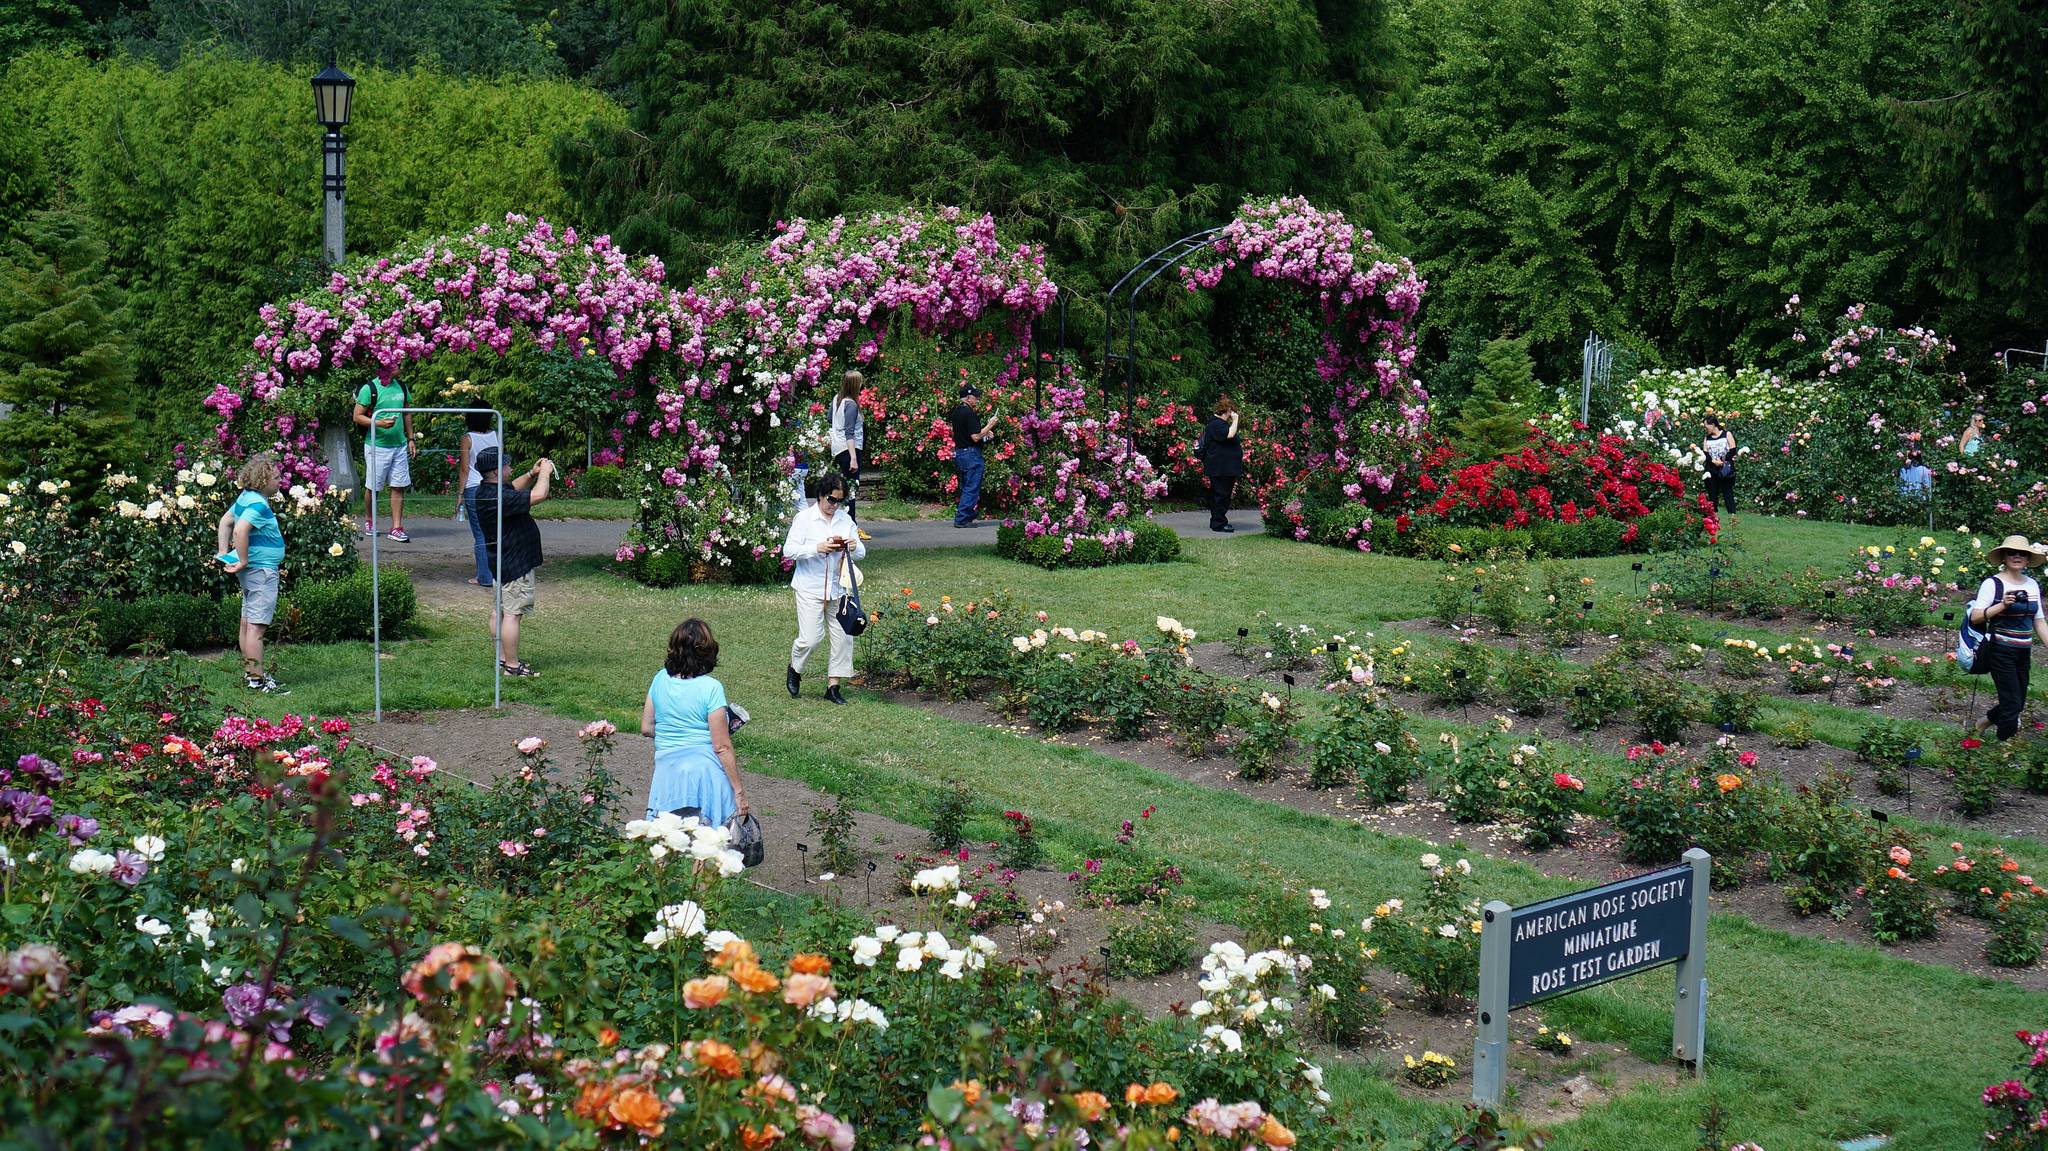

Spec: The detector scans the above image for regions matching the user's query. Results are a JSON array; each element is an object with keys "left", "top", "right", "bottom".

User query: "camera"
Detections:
[{"left": 2017, "top": 590, "right": 2032, "bottom": 603}]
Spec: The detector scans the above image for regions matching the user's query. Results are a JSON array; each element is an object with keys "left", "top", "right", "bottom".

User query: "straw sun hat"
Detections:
[{"left": 1987, "top": 534, "right": 2048, "bottom": 566}]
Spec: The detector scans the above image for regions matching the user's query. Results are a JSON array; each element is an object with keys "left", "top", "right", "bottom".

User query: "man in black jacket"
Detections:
[{"left": 948, "top": 385, "right": 998, "bottom": 527}]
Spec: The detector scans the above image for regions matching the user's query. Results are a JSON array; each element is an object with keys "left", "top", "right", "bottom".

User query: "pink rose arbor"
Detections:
[
  {"left": 206, "top": 207, "right": 1120, "bottom": 584},
  {"left": 617, "top": 208, "right": 1065, "bottom": 583},
  {"left": 994, "top": 371, "right": 1177, "bottom": 569},
  {"left": 1176, "top": 198, "right": 1431, "bottom": 547},
  {"left": 206, "top": 214, "right": 676, "bottom": 490}
]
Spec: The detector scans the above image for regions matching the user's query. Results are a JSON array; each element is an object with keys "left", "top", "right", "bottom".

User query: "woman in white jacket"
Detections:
[{"left": 783, "top": 470, "right": 866, "bottom": 705}]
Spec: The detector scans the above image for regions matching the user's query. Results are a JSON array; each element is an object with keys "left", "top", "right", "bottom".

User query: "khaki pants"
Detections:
[{"left": 790, "top": 587, "right": 854, "bottom": 679}]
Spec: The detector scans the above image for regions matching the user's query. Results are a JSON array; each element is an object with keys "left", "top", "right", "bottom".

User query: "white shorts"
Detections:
[{"left": 364, "top": 444, "right": 412, "bottom": 491}]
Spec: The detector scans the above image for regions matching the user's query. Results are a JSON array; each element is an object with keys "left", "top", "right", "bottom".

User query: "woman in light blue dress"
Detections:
[{"left": 639, "top": 618, "right": 750, "bottom": 823}]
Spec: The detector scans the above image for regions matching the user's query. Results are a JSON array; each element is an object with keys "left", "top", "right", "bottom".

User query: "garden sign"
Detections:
[{"left": 1471, "top": 848, "right": 1709, "bottom": 1107}]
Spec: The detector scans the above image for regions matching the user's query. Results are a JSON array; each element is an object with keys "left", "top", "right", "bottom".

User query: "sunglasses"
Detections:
[{"left": 820, "top": 493, "right": 845, "bottom": 504}]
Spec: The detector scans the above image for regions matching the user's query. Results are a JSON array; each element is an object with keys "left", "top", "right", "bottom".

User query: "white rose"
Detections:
[{"left": 132, "top": 835, "right": 166, "bottom": 863}]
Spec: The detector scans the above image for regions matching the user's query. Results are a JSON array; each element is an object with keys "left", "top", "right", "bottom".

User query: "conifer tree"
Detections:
[
  {"left": 0, "top": 209, "right": 136, "bottom": 496},
  {"left": 1452, "top": 336, "right": 1541, "bottom": 459}
]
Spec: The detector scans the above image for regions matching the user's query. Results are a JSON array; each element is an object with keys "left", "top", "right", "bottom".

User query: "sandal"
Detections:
[{"left": 500, "top": 661, "right": 538, "bottom": 678}]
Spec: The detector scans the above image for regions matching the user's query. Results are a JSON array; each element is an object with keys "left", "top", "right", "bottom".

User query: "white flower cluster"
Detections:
[
  {"left": 908, "top": 864, "right": 961, "bottom": 894},
  {"left": 1188, "top": 941, "right": 1308, "bottom": 1053},
  {"left": 807, "top": 995, "right": 890, "bottom": 1032},
  {"left": 642, "top": 900, "right": 708, "bottom": 949},
  {"left": 847, "top": 924, "right": 998, "bottom": 980},
  {"left": 622, "top": 812, "right": 744, "bottom": 875}
]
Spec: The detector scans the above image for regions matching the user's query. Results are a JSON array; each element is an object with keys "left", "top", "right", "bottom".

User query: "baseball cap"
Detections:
[
  {"left": 474, "top": 447, "right": 509, "bottom": 474},
  {"left": 960, "top": 384, "right": 981, "bottom": 398}
]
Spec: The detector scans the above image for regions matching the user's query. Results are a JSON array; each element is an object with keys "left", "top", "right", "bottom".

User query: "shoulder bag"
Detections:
[{"left": 834, "top": 553, "right": 868, "bottom": 636}]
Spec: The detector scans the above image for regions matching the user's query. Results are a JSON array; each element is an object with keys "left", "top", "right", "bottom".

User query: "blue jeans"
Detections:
[
  {"left": 462, "top": 486, "right": 493, "bottom": 585},
  {"left": 954, "top": 447, "right": 984, "bottom": 525}
]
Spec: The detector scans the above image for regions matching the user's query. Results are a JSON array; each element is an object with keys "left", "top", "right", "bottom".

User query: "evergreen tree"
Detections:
[
  {"left": 0, "top": 209, "right": 136, "bottom": 496},
  {"left": 1452, "top": 336, "right": 1541, "bottom": 459}
]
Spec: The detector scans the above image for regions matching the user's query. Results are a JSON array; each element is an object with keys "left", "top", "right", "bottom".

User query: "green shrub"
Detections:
[
  {"left": 578, "top": 465, "right": 630, "bottom": 499},
  {"left": 1475, "top": 548, "right": 1530, "bottom": 633},
  {"left": 1706, "top": 687, "right": 1765, "bottom": 734},
  {"left": 1420, "top": 641, "right": 1490, "bottom": 706},
  {"left": 1103, "top": 895, "right": 1196, "bottom": 977},
  {"left": 1499, "top": 645, "right": 1561, "bottom": 716},
  {"left": 1637, "top": 676, "right": 1698, "bottom": 743},
  {"left": 1230, "top": 689, "right": 1298, "bottom": 782},
  {"left": 1126, "top": 517, "right": 1182, "bottom": 563},
  {"left": 1776, "top": 768, "right": 1873, "bottom": 917},
  {"left": 1565, "top": 653, "right": 1632, "bottom": 730},
  {"left": 275, "top": 566, "right": 418, "bottom": 643},
  {"left": 95, "top": 593, "right": 236, "bottom": 652}
]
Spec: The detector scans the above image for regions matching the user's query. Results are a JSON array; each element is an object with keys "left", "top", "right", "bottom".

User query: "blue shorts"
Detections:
[{"left": 239, "top": 567, "right": 280, "bottom": 625}]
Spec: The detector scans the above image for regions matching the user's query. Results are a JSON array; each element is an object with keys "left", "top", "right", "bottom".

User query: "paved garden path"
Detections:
[{"left": 369, "top": 507, "right": 1267, "bottom": 571}]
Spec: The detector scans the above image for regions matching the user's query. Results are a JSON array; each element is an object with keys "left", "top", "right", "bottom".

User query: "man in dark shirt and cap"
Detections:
[
  {"left": 472, "top": 447, "right": 554, "bottom": 677},
  {"left": 947, "top": 384, "right": 998, "bottom": 527}
]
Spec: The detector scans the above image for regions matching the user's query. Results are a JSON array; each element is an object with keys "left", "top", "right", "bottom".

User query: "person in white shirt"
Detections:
[
  {"left": 783, "top": 471, "right": 866, "bottom": 705},
  {"left": 829, "top": 370, "right": 866, "bottom": 529},
  {"left": 1969, "top": 535, "right": 2048, "bottom": 741}
]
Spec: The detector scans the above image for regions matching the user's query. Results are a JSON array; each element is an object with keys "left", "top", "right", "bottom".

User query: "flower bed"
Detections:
[{"left": 0, "top": 640, "right": 1412, "bottom": 1148}]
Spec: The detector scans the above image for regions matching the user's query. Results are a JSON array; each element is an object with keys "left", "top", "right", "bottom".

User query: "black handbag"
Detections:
[
  {"left": 834, "top": 556, "right": 869, "bottom": 636},
  {"left": 723, "top": 810, "right": 765, "bottom": 868}
]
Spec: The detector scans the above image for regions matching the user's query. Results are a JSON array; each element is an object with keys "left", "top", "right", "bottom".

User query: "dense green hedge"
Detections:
[
  {"left": 96, "top": 566, "right": 417, "bottom": 652},
  {"left": 0, "top": 50, "right": 620, "bottom": 412},
  {"left": 995, "top": 519, "right": 1182, "bottom": 570}
]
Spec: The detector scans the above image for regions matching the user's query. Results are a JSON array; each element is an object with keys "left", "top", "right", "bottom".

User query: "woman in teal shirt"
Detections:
[{"left": 639, "top": 618, "right": 750, "bottom": 823}]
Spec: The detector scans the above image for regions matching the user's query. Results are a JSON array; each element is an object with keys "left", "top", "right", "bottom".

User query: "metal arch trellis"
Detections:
[
  {"left": 364, "top": 406, "right": 506, "bottom": 722},
  {"left": 1024, "top": 286, "right": 1076, "bottom": 413},
  {"left": 1101, "top": 225, "right": 1227, "bottom": 415}
]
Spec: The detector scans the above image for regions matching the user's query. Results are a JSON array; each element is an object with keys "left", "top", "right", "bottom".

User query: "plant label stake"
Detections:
[
  {"left": 796, "top": 842, "right": 809, "bottom": 883},
  {"left": 866, "top": 860, "right": 877, "bottom": 905},
  {"left": 1903, "top": 748, "right": 1920, "bottom": 813}
]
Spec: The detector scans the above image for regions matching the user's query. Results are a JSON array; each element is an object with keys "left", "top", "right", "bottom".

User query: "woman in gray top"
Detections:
[{"left": 829, "top": 370, "right": 865, "bottom": 523}]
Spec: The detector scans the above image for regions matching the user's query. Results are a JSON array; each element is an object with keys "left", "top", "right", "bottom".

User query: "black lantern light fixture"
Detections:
[{"left": 312, "top": 64, "right": 356, "bottom": 266}]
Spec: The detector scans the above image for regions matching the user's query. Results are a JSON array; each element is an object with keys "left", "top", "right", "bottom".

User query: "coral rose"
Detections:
[
  {"left": 1143, "top": 1082, "right": 1179, "bottom": 1106},
  {"left": 695, "top": 1039, "right": 743, "bottom": 1078},
  {"left": 1070, "top": 1091, "right": 1110, "bottom": 1122},
  {"left": 713, "top": 938, "right": 759, "bottom": 971},
  {"left": 740, "top": 1123, "right": 786, "bottom": 1150},
  {"left": 1258, "top": 1114, "right": 1297, "bottom": 1147},
  {"left": 789, "top": 952, "right": 832, "bottom": 976},
  {"left": 1715, "top": 774, "right": 1742, "bottom": 793},
  {"left": 608, "top": 1086, "right": 670, "bottom": 1134},
  {"left": 782, "top": 972, "right": 834, "bottom": 1008},
  {"left": 573, "top": 1080, "right": 617, "bottom": 1122},
  {"left": 730, "top": 961, "right": 781, "bottom": 995},
  {"left": 684, "top": 975, "right": 731, "bottom": 1009}
]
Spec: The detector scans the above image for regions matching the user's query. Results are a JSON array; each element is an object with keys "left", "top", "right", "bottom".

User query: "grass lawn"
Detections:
[{"left": 191, "top": 517, "right": 2044, "bottom": 1150}]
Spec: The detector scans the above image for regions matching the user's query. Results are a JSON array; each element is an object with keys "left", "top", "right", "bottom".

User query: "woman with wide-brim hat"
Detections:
[{"left": 1968, "top": 534, "right": 2048, "bottom": 741}]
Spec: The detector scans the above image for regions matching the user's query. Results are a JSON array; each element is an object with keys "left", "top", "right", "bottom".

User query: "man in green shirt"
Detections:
[{"left": 353, "top": 375, "right": 417, "bottom": 541}]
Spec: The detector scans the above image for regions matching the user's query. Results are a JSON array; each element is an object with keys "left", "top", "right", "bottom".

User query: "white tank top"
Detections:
[{"left": 464, "top": 430, "right": 500, "bottom": 490}]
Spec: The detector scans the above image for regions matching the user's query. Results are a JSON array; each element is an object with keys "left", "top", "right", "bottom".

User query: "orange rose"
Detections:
[
  {"left": 573, "top": 1080, "right": 617, "bottom": 1122},
  {"left": 1715, "top": 774, "right": 1742, "bottom": 793},
  {"left": 684, "top": 975, "right": 731, "bottom": 1009},
  {"left": 1886, "top": 866, "right": 1904, "bottom": 879},
  {"left": 712, "top": 939, "right": 759, "bottom": 971},
  {"left": 739, "top": 1123, "right": 786, "bottom": 1150},
  {"left": 782, "top": 972, "right": 834, "bottom": 1008},
  {"left": 1143, "top": 1082, "right": 1179, "bottom": 1106},
  {"left": 597, "top": 1025, "right": 621, "bottom": 1047},
  {"left": 744, "top": 1039, "right": 781, "bottom": 1075},
  {"left": 730, "top": 961, "right": 781, "bottom": 995},
  {"left": 608, "top": 1086, "right": 670, "bottom": 1134},
  {"left": 1125, "top": 1084, "right": 1147, "bottom": 1106},
  {"left": 695, "top": 1039, "right": 743, "bottom": 1079},
  {"left": 907, "top": 601, "right": 922, "bottom": 611},
  {"left": 1258, "top": 1115, "right": 1297, "bottom": 1148},
  {"left": 1166, "top": 1127, "right": 1181, "bottom": 1143},
  {"left": 789, "top": 953, "right": 832, "bottom": 976},
  {"left": 2003, "top": 859, "right": 2021, "bottom": 872},
  {"left": 1070, "top": 1092, "right": 1110, "bottom": 1122},
  {"left": 953, "top": 1078, "right": 984, "bottom": 1106}
]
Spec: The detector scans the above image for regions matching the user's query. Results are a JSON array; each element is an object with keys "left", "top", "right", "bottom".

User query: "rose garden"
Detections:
[{"left": 7, "top": 28, "right": 2048, "bottom": 1151}]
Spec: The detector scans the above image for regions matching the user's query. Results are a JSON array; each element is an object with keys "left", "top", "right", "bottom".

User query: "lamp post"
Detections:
[{"left": 312, "top": 64, "right": 355, "bottom": 267}]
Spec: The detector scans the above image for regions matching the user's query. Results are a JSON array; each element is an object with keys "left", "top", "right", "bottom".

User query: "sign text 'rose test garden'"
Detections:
[{"left": 1471, "top": 849, "right": 1711, "bottom": 1106}]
